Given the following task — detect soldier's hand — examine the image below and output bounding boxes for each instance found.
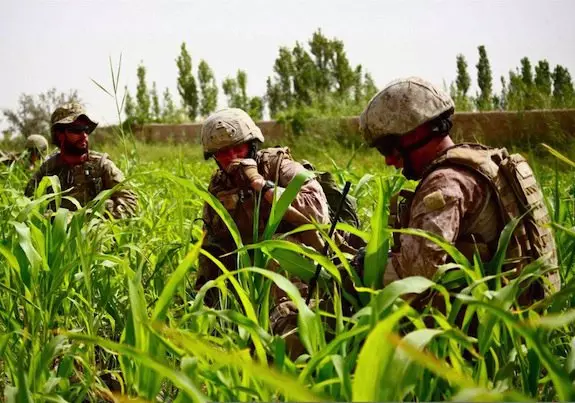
[226,158,264,189]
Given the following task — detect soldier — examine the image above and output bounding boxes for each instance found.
[0,134,48,169]
[25,102,138,219]
[195,107,333,359]
[357,76,560,308]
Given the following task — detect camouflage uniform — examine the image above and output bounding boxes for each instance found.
[24,103,138,219]
[1,134,49,168]
[197,108,331,359]
[25,151,138,218]
[360,77,560,309]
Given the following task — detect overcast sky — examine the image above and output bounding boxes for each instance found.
[1,0,574,131]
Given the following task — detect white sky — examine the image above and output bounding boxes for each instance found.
[1,0,574,131]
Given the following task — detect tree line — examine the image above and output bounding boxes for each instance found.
[123,33,575,126]
[2,29,574,138]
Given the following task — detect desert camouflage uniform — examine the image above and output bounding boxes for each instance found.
[197,146,330,358]
[197,108,332,359]
[360,77,560,310]
[24,103,137,219]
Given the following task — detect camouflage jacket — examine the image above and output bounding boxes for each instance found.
[24,151,138,219]
[386,143,559,303]
[202,147,330,249]
[196,147,330,306]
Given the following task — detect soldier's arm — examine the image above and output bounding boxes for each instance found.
[101,158,139,218]
[24,165,47,197]
[389,168,485,280]
[272,158,331,225]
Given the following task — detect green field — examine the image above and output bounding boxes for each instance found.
[1,133,575,402]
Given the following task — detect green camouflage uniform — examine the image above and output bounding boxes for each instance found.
[24,150,138,219]
[24,103,138,219]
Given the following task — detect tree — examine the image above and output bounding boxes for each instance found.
[2,88,81,137]
[161,87,186,123]
[150,82,161,122]
[176,42,198,121]
[222,70,263,120]
[265,28,374,118]
[124,86,136,124]
[504,68,527,111]
[197,60,218,118]
[519,57,537,109]
[248,97,264,121]
[309,29,333,96]
[266,47,295,115]
[136,62,151,124]
[363,72,378,101]
[330,39,356,99]
[452,54,472,111]
[534,60,552,108]
[552,65,574,108]
[475,45,494,111]
[265,77,283,118]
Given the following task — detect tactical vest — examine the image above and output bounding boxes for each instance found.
[390,143,560,302]
[43,152,109,210]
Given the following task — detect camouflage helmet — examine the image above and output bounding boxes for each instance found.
[25,134,49,154]
[50,102,98,145]
[201,108,264,159]
[359,76,455,147]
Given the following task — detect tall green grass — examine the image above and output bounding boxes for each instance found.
[1,136,574,401]
[1,61,575,401]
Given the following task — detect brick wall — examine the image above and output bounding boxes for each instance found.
[95,109,575,148]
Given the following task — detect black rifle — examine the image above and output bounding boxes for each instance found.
[306,181,352,305]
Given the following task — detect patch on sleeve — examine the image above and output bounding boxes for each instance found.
[422,190,446,212]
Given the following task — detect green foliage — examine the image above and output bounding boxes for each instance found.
[222,70,263,120]
[197,60,218,118]
[1,88,81,138]
[136,62,151,123]
[265,29,377,120]
[475,45,494,111]
[150,82,161,122]
[552,65,575,108]
[1,133,575,401]
[450,54,473,111]
[176,42,199,121]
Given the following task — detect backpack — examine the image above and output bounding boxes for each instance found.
[422,143,560,297]
[300,160,361,230]
[258,146,362,230]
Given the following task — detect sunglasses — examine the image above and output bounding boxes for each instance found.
[65,125,90,134]
[373,135,400,156]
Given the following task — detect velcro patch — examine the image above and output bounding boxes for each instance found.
[423,190,446,212]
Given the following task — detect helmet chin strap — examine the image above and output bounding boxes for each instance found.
[396,128,450,180]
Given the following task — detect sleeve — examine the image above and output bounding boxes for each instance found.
[389,168,483,279]
[24,165,47,197]
[276,158,330,225]
[101,158,139,218]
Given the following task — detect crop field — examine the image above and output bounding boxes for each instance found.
[1,131,575,402]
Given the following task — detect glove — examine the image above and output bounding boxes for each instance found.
[226,158,264,188]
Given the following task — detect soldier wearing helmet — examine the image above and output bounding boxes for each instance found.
[358,76,559,307]
[196,107,332,359]
[24,102,138,219]
[0,134,48,169]
[24,134,49,168]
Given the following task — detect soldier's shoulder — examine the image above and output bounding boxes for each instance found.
[422,165,486,190]
[88,151,121,168]
[38,152,64,173]
[87,150,108,161]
